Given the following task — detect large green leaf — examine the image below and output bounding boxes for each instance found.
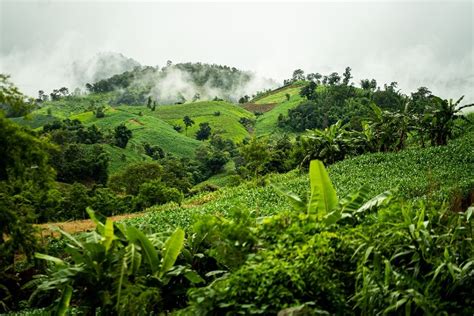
[103,218,115,252]
[56,285,72,316]
[86,207,105,234]
[127,226,160,274]
[35,253,66,266]
[307,160,338,216]
[159,228,185,278]
[271,184,306,212]
[354,190,392,215]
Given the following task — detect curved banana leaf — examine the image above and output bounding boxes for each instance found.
[308,160,338,216]
[127,226,160,274]
[159,228,185,278]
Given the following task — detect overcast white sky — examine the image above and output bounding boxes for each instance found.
[0,0,473,102]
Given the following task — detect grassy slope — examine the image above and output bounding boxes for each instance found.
[253,83,315,137]
[72,107,201,158]
[126,124,474,233]
[125,101,254,142]
[101,144,149,175]
[255,94,302,137]
[252,82,305,104]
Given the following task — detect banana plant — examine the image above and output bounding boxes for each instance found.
[274,160,391,226]
[32,209,201,315]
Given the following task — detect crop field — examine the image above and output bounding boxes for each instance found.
[254,94,302,137]
[252,82,305,104]
[72,107,202,158]
[125,125,474,233]
[123,101,255,141]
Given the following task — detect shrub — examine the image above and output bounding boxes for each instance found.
[134,179,183,210]
[33,212,201,315]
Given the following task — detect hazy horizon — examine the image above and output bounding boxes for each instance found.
[1,0,472,102]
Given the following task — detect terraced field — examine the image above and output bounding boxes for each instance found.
[128,100,255,142]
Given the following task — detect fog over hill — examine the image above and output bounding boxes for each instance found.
[0,1,472,103]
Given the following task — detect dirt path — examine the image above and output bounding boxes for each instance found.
[36,212,144,238]
[35,192,218,237]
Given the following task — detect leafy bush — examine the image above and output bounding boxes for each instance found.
[109,162,162,195]
[33,210,201,315]
[134,179,184,210]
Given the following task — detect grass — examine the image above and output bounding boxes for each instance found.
[125,124,474,234]
[252,82,305,104]
[254,85,328,137]
[121,101,254,142]
[101,144,149,175]
[254,94,303,137]
[10,114,59,130]
[71,107,201,158]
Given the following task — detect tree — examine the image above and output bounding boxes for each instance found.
[95,106,105,118]
[420,96,473,146]
[327,72,341,85]
[114,124,132,148]
[109,162,162,195]
[183,116,195,136]
[303,121,353,165]
[134,179,183,210]
[59,87,69,97]
[238,95,250,104]
[360,79,377,91]
[292,69,305,81]
[300,81,318,100]
[51,143,109,185]
[0,112,55,311]
[173,125,183,133]
[0,75,35,117]
[285,93,291,101]
[196,122,212,140]
[306,72,322,84]
[195,144,229,176]
[237,137,272,178]
[147,96,152,109]
[143,142,165,160]
[342,67,352,85]
[193,93,201,102]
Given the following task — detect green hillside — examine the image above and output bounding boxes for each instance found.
[71,107,201,158]
[253,82,305,104]
[101,143,149,175]
[254,94,303,136]
[124,100,255,142]
[252,83,308,137]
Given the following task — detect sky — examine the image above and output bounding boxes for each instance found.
[0,0,473,102]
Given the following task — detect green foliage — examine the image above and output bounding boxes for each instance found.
[195,122,211,140]
[183,115,195,136]
[0,74,35,117]
[195,144,230,177]
[420,96,473,146]
[134,179,183,210]
[301,120,353,165]
[236,135,295,178]
[109,162,162,195]
[183,161,471,315]
[51,143,109,185]
[0,110,55,312]
[114,123,132,148]
[33,211,196,314]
